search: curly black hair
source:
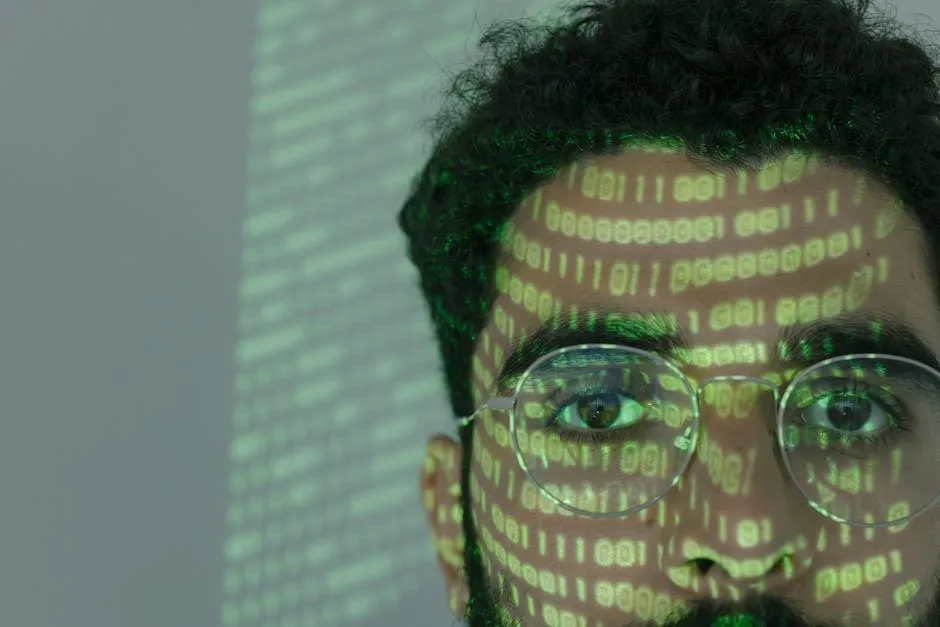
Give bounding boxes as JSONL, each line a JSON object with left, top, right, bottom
{"left": 396, "top": 0, "right": 940, "bottom": 437}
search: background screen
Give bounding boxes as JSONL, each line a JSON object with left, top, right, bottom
{"left": 0, "top": 1, "right": 935, "bottom": 627}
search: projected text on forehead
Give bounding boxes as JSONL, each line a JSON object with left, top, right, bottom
{"left": 461, "top": 150, "right": 940, "bottom": 627}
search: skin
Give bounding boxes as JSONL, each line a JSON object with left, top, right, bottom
{"left": 421, "top": 147, "right": 940, "bottom": 626}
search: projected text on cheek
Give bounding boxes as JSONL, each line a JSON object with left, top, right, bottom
{"left": 462, "top": 150, "right": 936, "bottom": 627}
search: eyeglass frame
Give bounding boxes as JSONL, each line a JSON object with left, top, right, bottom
{"left": 458, "top": 343, "right": 940, "bottom": 529}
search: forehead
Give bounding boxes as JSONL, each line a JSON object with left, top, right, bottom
{"left": 487, "top": 147, "right": 938, "bottom": 366}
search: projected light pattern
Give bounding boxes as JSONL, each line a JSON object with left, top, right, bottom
{"left": 220, "top": 1, "right": 484, "bottom": 626}
{"left": 428, "top": 148, "right": 940, "bottom": 627}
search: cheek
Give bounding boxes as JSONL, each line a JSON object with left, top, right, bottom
{"left": 466, "top": 438, "right": 578, "bottom": 606}
{"left": 466, "top": 429, "right": 686, "bottom": 625}
{"left": 466, "top": 420, "right": 655, "bottom": 577}
{"left": 467, "top": 422, "right": 562, "bottom": 566}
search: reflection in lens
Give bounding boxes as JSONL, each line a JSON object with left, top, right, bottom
{"left": 511, "top": 348, "right": 940, "bottom": 525}
{"left": 780, "top": 355, "right": 940, "bottom": 526}
{"left": 512, "top": 347, "right": 697, "bottom": 516}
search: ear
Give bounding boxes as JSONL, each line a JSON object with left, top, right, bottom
{"left": 420, "top": 433, "right": 469, "bottom": 618}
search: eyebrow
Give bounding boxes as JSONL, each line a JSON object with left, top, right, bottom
{"left": 494, "top": 307, "right": 940, "bottom": 388}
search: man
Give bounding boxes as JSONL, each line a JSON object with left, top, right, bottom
{"left": 396, "top": 0, "right": 940, "bottom": 624}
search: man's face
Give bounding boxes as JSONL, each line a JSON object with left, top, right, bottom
{"left": 421, "top": 148, "right": 940, "bottom": 626}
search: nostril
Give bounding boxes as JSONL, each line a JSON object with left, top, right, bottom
{"left": 768, "top": 554, "right": 792, "bottom": 576}
{"left": 691, "top": 558, "right": 714, "bottom": 575}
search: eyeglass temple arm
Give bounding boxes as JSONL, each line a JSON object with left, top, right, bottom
{"left": 457, "top": 396, "right": 513, "bottom": 427}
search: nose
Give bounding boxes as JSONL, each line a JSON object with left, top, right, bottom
{"left": 689, "top": 553, "right": 794, "bottom": 585}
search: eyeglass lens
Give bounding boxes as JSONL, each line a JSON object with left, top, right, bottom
{"left": 509, "top": 346, "right": 940, "bottom": 526}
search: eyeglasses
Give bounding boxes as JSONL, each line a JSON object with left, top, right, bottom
{"left": 458, "top": 344, "right": 940, "bottom": 528}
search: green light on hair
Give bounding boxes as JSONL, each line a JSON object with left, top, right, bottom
{"left": 712, "top": 616, "right": 765, "bottom": 627}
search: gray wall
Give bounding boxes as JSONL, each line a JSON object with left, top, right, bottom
{"left": 0, "top": 1, "right": 935, "bottom": 627}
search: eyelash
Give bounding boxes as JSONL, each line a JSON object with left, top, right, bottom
{"left": 541, "top": 380, "right": 918, "bottom": 451}
{"left": 792, "top": 378, "right": 916, "bottom": 453}
{"left": 544, "top": 382, "right": 651, "bottom": 446}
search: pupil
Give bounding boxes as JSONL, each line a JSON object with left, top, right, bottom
{"left": 827, "top": 393, "right": 871, "bottom": 431}
{"left": 577, "top": 393, "right": 620, "bottom": 428}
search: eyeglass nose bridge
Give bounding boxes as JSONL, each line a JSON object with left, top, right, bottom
{"left": 692, "top": 373, "right": 784, "bottom": 411}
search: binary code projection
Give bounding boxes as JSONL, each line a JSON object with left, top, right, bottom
{"left": 220, "top": 1, "right": 474, "bottom": 626}
{"left": 422, "top": 147, "right": 940, "bottom": 627}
